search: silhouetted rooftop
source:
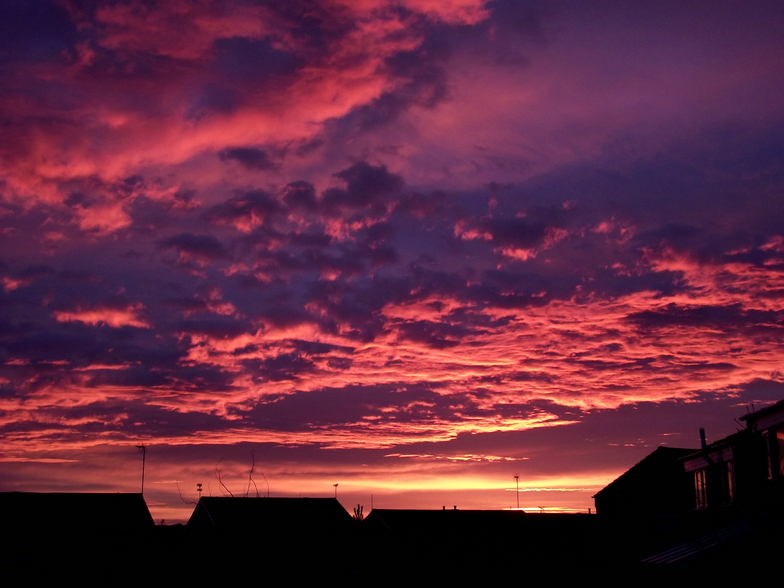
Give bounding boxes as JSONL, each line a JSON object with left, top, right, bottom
{"left": 184, "top": 496, "right": 352, "bottom": 543}
{"left": 593, "top": 446, "right": 696, "bottom": 518}
{"left": 0, "top": 491, "right": 154, "bottom": 539}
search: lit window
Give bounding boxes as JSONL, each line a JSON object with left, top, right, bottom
{"left": 764, "top": 431, "right": 773, "bottom": 480}
{"left": 721, "top": 461, "right": 734, "bottom": 506}
{"left": 694, "top": 469, "right": 707, "bottom": 509}
{"left": 777, "top": 428, "right": 784, "bottom": 477}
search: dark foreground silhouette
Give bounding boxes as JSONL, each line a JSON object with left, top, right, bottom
{"left": 2, "top": 493, "right": 780, "bottom": 582}
{"left": 4, "top": 401, "right": 783, "bottom": 581}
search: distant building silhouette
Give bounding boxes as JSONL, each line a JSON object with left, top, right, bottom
{"left": 362, "top": 508, "right": 601, "bottom": 580}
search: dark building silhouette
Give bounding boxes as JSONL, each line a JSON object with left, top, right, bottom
{"left": 682, "top": 400, "right": 784, "bottom": 517}
{"left": 594, "top": 400, "right": 784, "bottom": 573}
{"left": 739, "top": 399, "right": 784, "bottom": 512}
{"left": 0, "top": 492, "right": 155, "bottom": 577}
{"left": 682, "top": 429, "right": 751, "bottom": 514}
{"left": 593, "top": 446, "right": 696, "bottom": 519}
{"left": 362, "top": 508, "right": 603, "bottom": 580}
{"left": 595, "top": 401, "right": 784, "bottom": 522}
{"left": 5, "top": 403, "right": 782, "bottom": 580}
{"left": 1, "top": 491, "right": 154, "bottom": 541}
{"left": 182, "top": 496, "right": 355, "bottom": 579}
{"left": 184, "top": 496, "right": 352, "bottom": 542}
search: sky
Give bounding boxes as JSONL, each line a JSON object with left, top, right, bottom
{"left": 1, "top": 0, "right": 783, "bottom": 523}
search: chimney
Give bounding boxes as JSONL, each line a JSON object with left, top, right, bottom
{"left": 700, "top": 427, "right": 707, "bottom": 450}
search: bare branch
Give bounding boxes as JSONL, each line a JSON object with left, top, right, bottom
{"left": 176, "top": 481, "right": 197, "bottom": 505}
{"left": 261, "top": 470, "right": 269, "bottom": 497}
{"left": 215, "top": 459, "right": 234, "bottom": 497}
{"left": 246, "top": 452, "right": 256, "bottom": 497}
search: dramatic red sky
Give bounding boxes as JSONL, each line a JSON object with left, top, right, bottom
{"left": 1, "top": 0, "right": 783, "bottom": 522}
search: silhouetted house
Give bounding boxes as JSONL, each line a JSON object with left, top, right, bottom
{"left": 0, "top": 492, "right": 154, "bottom": 568}
{"left": 682, "top": 401, "right": 784, "bottom": 516}
{"left": 363, "top": 508, "right": 600, "bottom": 579}
{"left": 682, "top": 430, "right": 752, "bottom": 514}
{"left": 643, "top": 404, "right": 784, "bottom": 571}
{"left": 1, "top": 491, "right": 154, "bottom": 540}
{"left": 593, "top": 401, "right": 784, "bottom": 571}
{"left": 183, "top": 496, "right": 354, "bottom": 574}
{"left": 740, "top": 398, "right": 784, "bottom": 512}
{"left": 593, "top": 446, "right": 696, "bottom": 520}
{"left": 364, "top": 507, "right": 531, "bottom": 549}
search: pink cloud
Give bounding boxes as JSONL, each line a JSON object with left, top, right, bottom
{"left": 54, "top": 303, "right": 150, "bottom": 328}
{"left": 1, "top": 1, "right": 782, "bottom": 519}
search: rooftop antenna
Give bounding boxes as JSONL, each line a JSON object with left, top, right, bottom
{"left": 136, "top": 443, "right": 147, "bottom": 495}
{"left": 333, "top": 483, "right": 338, "bottom": 498}
{"left": 514, "top": 473, "right": 520, "bottom": 510}
{"left": 197, "top": 483, "right": 203, "bottom": 500}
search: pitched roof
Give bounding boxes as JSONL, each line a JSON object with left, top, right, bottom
{"left": 680, "top": 428, "right": 750, "bottom": 466}
{"left": 593, "top": 446, "right": 696, "bottom": 500}
{"left": 184, "top": 496, "right": 352, "bottom": 541}
{"left": 0, "top": 492, "right": 154, "bottom": 539}
{"left": 739, "top": 398, "right": 784, "bottom": 430}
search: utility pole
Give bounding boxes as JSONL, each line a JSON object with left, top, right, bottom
{"left": 514, "top": 473, "right": 520, "bottom": 510}
{"left": 136, "top": 443, "right": 147, "bottom": 495}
